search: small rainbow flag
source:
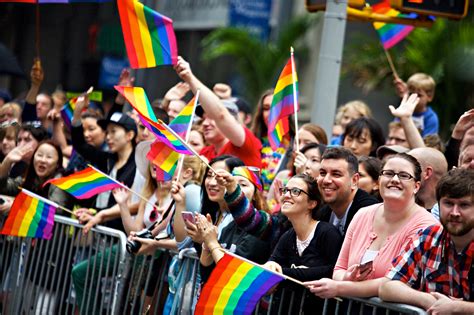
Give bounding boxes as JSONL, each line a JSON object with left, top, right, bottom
{"left": 117, "top": 0, "right": 178, "bottom": 69}
{"left": 146, "top": 95, "right": 197, "bottom": 179}
{"left": 195, "top": 252, "right": 285, "bottom": 315}
{"left": 169, "top": 95, "right": 196, "bottom": 137}
{"left": 114, "top": 86, "right": 193, "bottom": 155}
{"left": 373, "top": 0, "right": 416, "bottom": 50}
{"left": 147, "top": 141, "right": 179, "bottom": 175}
{"left": 44, "top": 166, "right": 123, "bottom": 199}
{"left": 267, "top": 55, "right": 298, "bottom": 150}
{"left": 0, "top": 0, "right": 111, "bottom": 3}
{"left": 114, "top": 86, "right": 157, "bottom": 122}
{"left": 60, "top": 97, "right": 77, "bottom": 130}
{"left": 232, "top": 166, "right": 263, "bottom": 192}
{"left": 0, "top": 189, "right": 57, "bottom": 240}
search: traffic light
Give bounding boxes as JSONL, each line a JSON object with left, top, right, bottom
{"left": 390, "top": 0, "right": 469, "bottom": 19}
{"left": 306, "top": 0, "right": 366, "bottom": 12}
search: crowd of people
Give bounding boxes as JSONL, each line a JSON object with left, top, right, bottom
{"left": 0, "top": 55, "right": 473, "bottom": 314}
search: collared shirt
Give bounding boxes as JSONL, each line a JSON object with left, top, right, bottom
{"left": 330, "top": 201, "right": 352, "bottom": 235}
{"left": 387, "top": 224, "right": 474, "bottom": 301}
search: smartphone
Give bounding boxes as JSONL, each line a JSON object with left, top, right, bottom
{"left": 181, "top": 211, "right": 196, "bottom": 225}
{"left": 359, "top": 260, "right": 374, "bottom": 270}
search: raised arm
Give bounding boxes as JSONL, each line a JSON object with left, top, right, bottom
{"left": 174, "top": 56, "right": 245, "bottom": 146}
{"left": 25, "top": 58, "right": 43, "bottom": 105}
{"left": 389, "top": 93, "right": 425, "bottom": 148}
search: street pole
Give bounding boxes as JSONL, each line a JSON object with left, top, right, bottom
{"left": 310, "top": 0, "right": 348, "bottom": 137}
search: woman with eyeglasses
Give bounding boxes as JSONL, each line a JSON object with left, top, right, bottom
{"left": 306, "top": 153, "right": 438, "bottom": 301}
{"left": 261, "top": 174, "right": 342, "bottom": 312}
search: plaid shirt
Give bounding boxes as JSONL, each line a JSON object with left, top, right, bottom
{"left": 387, "top": 224, "right": 474, "bottom": 301}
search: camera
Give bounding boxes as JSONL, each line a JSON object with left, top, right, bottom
{"left": 126, "top": 228, "right": 153, "bottom": 254}
{"left": 0, "top": 198, "right": 4, "bottom": 205}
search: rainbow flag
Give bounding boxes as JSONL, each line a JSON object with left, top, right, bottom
{"left": 169, "top": 95, "right": 196, "bottom": 137}
{"left": 147, "top": 141, "right": 179, "bottom": 174}
{"left": 114, "top": 86, "right": 157, "bottom": 122}
{"left": 145, "top": 95, "right": 196, "bottom": 179}
{"left": 117, "top": 0, "right": 178, "bottom": 69}
{"left": 114, "top": 86, "right": 193, "bottom": 155}
{"left": 267, "top": 56, "right": 298, "bottom": 150}
{"left": 60, "top": 97, "right": 77, "bottom": 130}
{"left": 195, "top": 252, "right": 285, "bottom": 315}
{"left": 373, "top": 0, "right": 416, "bottom": 49}
{"left": 0, "top": 189, "right": 57, "bottom": 240}
{"left": 44, "top": 166, "right": 123, "bottom": 199}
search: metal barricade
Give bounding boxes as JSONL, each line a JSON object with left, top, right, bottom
{"left": 0, "top": 214, "right": 428, "bottom": 315}
{"left": 0, "top": 214, "right": 128, "bottom": 315}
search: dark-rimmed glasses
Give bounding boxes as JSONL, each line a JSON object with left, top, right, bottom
{"left": 380, "top": 170, "right": 415, "bottom": 181}
{"left": 279, "top": 187, "right": 309, "bottom": 197}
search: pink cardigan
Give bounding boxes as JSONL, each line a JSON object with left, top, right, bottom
{"left": 334, "top": 203, "right": 438, "bottom": 279}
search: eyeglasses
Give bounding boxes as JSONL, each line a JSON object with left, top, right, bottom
{"left": 380, "top": 170, "right": 415, "bottom": 181}
{"left": 0, "top": 119, "right": 19, "bottom": 129}
{"left": 22, "top": 121, "right": 42, "bottom": 128}
{"left": 279, "top": 187, "right": 309, "bottom": 198}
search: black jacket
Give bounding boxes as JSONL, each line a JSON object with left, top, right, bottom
{"left": 71, "top": 124, "right": 137, "bottom": 231}
{"left": 316, "top": 189, "right": 378, "bottom": 235}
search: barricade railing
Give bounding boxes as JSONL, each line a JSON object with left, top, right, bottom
{"left": 0, "top": 214, "right": 128, "bottom": 315}
{"left": 1, "top": 214, "right": 427, "bottom": 315}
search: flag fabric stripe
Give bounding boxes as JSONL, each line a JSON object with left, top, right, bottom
{"left": 115, "top": 86, "right": 157, "bottom": 122}
{"left": 0, "top": 189, "right": 57, "bottom": 240}
{"left": 147, "top": 142, "right": 179, "bottom": 174}
{"left": 45, "top": 167, "right": 122, "bottom": 199}
{"left": 60, "top": 97, "right": 77, "bottom": 130}
{"left": 117, "top": 0, "right": 177, "bottom": 69}
{"left": 195, "top": 253, "right": 285, "bottom": 315}
{"left": 373, "top": 1, "right": 416, "bottom": 50}
{"left": 267, "top": 56, "right": 298, "bottom": 150}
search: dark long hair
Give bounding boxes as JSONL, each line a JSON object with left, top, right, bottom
{"left": 200, "top": 155, "right": 244, "bottom": 222}
{"left": 23, "top": 140, "right": 64, "bottom": 197}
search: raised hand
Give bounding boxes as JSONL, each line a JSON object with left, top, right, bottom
{"left": 393, "top": 76, "right": 408, "bottom": 98}
{"left": 115, "top": 69, "right": 135, "bottom": 104}
{"left": 389, "top": 93, "right": 420, "bottom": 119}
{"left": 174, "top": 56, "right": 193, "bottom": 83}
{"left": 6, "top": 142, "right": 35, "bottom": 163}
{"left": 213, "top": 83, "right": 232, "bottom": 99}
{"left": 112, "top": 187, "right": 130, "bottom": 205}
{"left": 164, "top": 82, "right": 190, "bottom": 101}
{"left": 215, "top": 169, "right": 237, "bottom": 193}
{"left": 451, "top": 108, "right": 474, "bottom": 140}
{"left": 30, "top": 58, "right": 44, "bottom": 87}
{"left": 170, "top": 180, "right": 186, "bottom": 204}
{"left": 294, "top": 151, "right": 308, "bottom": 175}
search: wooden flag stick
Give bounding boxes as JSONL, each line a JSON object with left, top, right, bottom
{"left": 35, "top": 3, "right": 40, "bottom": 59}
{"left": 290, "top": 47, "right": 300, "bottom": 152}
{"left": 87, "top": 164, "right": 157, "bottom": 210}
{"left": 383, "top": 48, "right": 400, "bottom": 79}
{"left": 175, "top": 89, "right": 200, "bottom": 182}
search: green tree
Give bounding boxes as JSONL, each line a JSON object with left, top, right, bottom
{"left": 343, "top": 17, "right": 474, "bottom": 137}
{"left": 200, "top": 14, "right": 319, "bottom": 106}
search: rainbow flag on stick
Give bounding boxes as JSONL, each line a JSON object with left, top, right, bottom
{"left": 44, "top": 166, "right": 123, "bottom": 199}
{"left": 60, "top": 97, "right": 77, "bottom": 130}
{"left": 0, "top": 189, "right": 57, "bottom": 240}
{"left": 372, "top": 0, "right": 416, "bottom": 50}
{"left": 267, "top": 50, "right": 299, "bottom": 150}
{"left": 147, "top": 141, "right": 179, "bottom": 175}
{"left": 195, "top": 252, "right": 285, "bottom": 315}
{"left": 117, "top": 0, "right": 178, "bottom": 69}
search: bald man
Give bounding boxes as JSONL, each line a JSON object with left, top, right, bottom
{"left": 409, "top": 147, "right": 448, "bottom": 217}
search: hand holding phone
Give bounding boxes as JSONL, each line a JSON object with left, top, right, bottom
{"left": 181, "top": 211, "right": 196, "bottom": 226}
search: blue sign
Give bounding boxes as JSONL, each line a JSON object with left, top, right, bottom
{"left": 229, "top": 0, "right": 273, "bottom": 41}
{"left": 98, "top": 56, "right": 129, "bottom": 90}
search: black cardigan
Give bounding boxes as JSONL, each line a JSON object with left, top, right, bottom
{"left": 269, "top": 221, "right": 342, "bottom": 281}
{"left": 71, "top": 124, "right": 137, "bottom": 231}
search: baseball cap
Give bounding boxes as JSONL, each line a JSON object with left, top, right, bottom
{"left": 376, "top": 145, "right": 409, "bottom": 160}
{"left": 195, "top": 99, "right": 239, "bottom": 118}
{"left": 98, "top": 112, "right": 137, "bottom": 134}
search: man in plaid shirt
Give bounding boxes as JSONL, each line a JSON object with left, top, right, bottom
{"left": 379, "top": 168, "right": 474, "bottom": 314}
